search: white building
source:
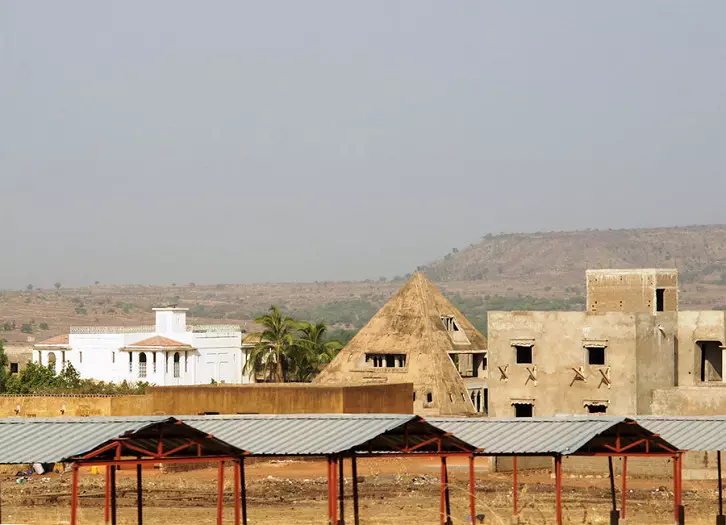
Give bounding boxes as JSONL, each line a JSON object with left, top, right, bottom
{"left": 32, "top": 308, "right": 252, "bottom": 385}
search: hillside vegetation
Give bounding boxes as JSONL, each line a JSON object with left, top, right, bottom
{"left": 422, "top": 224, "right": 726, "bottom": 289}
{"left": 2, "top": 225, "right": 726, "bottom": 344}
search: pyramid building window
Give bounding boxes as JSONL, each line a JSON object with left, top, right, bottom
{"left": 366, "top": 353, "right": 406, "bottom": 368}
{"left": 441, "top": 315, "right": 471, "bottom": 345}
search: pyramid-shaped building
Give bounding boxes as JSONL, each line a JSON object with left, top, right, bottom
{"left": 314, "top": 272, "right": 487, "bottom": 416}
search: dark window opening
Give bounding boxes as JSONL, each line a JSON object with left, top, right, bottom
{"left": 426, "top": 392, "right": 433, "bottom": 403}
{"left": 586, "top": 347, "right": 606, "bottom": 366}
{"left": 656, "top": 289, "right": 665, "bottom": 312}
{"left": 198, "top": 411, "right": 220, "bottom": 415}
{"left": 699, "top": 341, "right": 723, "bottom": 382}
{"left": 9, "top": 363, "right": 18, "bottom": 374}
{"left": 413, "top": 392, "right": 416, "bottom": 401}
{"left": 587, "top": 404, "right": 607, "bottom": 414}
{"left": 515, "top": 346, "right": 533, "bottom": 364}
{"left": 514, "top": 404, "right": 533, "bottom": 418}
{"left": 366, "top": 353, "right": 406, "bottom": 368}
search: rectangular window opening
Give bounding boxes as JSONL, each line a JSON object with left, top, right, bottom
{"left": 365, "top": 353, "right": 406, "bottom": 368}
{"left": 586, "top": 347, "right": 606, "bottom": 366}
{"left": 514, "top": 403, "right": 533, "bottom": 418}
{"left": 9, "top": 363, "right": 18, "bottom": 374}
{"left": 656, "top": 288, "right": 665, "bottom": 312}
{"left": 587, "top": 404, "right": 607, "bottom": 415}
{"left": 515, "top": 345, "right": 533, "bottom": 364}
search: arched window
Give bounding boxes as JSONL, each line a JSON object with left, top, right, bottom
{"left": 47, "top": 352, "right": 57, "bottom": 373}
{"left": 173, "top": 352, "right": 180, "bottom": 378}
{"left": 139, "top": 353, "right": 147, "bottom": 378}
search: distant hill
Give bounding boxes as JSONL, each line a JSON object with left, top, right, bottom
{"left": 3, "top": 225, "right": 726, "bottom": 346}
{"left": 420, "top": 225, "right": 726, "bottom": 289}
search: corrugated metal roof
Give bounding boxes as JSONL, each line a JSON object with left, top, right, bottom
{"left": 430, "top": 416, "right": 630, "bottom": 456}
{"left": 636, "top": 416, "right": 726, "bottom": 452}
{"left": 182, "top": 414, "right": 421, "bottom": 455}
{"left": 0, "top": 416, "right": 169, "bottom": 464}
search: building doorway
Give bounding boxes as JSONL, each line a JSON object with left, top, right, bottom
{"left": 698, "top": 341, "right": 723, "bottom": 382}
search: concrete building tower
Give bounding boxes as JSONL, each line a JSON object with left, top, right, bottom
{"left": 586, "top": 269, "right": 679, "bottom": 314}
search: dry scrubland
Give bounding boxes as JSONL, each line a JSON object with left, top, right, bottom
{"left": 3, "top": 226, "right": 726, "bottom": 344}
{"left": 1, "top": 457, "right": 721, "bottom": 524}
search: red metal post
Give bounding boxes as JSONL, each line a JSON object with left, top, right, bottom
{"left": 621, "top": 456, "right": 628, "bottom": 520}
{"left": 234, "top": 460, "right": 241, "bottom": 525}
{"left": 440, "top": 457, "right": 446, "bottom": 525}
{"left": 241, "top": 456, "right": 248, "bottom": 525}
{"left": 105, "top": 465, "right": 111, "bottom": 525}
{"left": 673, "top": 454, "right": 683, "bottom": 524}
{"left": 677, "top": 454, "right": 684, "bottom": 524}
{"left": 555, "top": 456, "right": 563, "bottom": 525}
{"left": 513, "top": 456, "right": 519, "bottom": 517}
{"left": 136, "top": 463, "right": 143, "bottom": 525}
{"left": 327, "top": 457, "right": 335, "bottom": 525}
{"left": 468, "top": 455, "right": 476, "bottom": 524}
{"left": 332, "top": 457, "right": 338, "bottom": 525}
{"left": 71, "top": 465, "right": 79, "bottom": 525}
{"left": 217, "top": 461, "right": 225, "bottom": 525}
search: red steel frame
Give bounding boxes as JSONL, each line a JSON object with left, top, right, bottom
{"left": 68, "top": 434, "right": 243, "bottom": 525}
{"left": 621, "top": 456, "right": 628, "bottom": 520}
{"left": 513, "top": 456, "right": 519, "bottom": 517}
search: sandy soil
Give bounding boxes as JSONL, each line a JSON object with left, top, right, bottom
{"left": 1, "top": 457, "right": 719, "bottom": 524}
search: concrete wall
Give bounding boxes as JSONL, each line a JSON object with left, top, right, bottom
{"left": 0, "top": 395, "right": 153, "bottom": 417}
{"left": 586, "top": 269, "right": 678, "bottom": 314}
{"left": 634, "top": 312, "right": 678, "bottom": 414}
{"left": 675, "top": 311, "right": 726, "bottom": 387}
{"left": 3, "top": 343, "right": 32, "bottom": 374}
{"left": 651, "top": 385, "right": 726, "bottom": 415}
{"left": 0, "top": 383, "right": 413, "bottom": 418}
{"left": 487, "top": 311, "right": 641, "bottom": 417}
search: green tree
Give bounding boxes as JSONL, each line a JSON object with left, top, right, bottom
{"left": 5, "top": 362, "right": 59, "bottom": 394}
{"left": 291, "top": 322, "right": 342, "bottom": 381}
{"left": 0, "top": 340, "right": 9, "bottom": 393}
{"left": 244, "top": 306, "right": 298, "bottom": 382}
{"left": 58, "top": 362, "right": 81, "bottom": 390}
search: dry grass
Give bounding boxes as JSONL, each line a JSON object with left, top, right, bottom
{"left": 2, "top": 458, "right": 721, "bottom": 524}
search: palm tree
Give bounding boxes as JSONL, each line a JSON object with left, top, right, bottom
{"left": 292, "top": 322, "right": 343, "bottom": 382}
{"left": 243, "top": 306, "right": 298, "bottom": 382}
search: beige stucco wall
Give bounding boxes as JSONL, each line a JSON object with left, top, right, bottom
{"left": 675, "top": 310, "right": 726, "bottom": 387}
{"left": 651, "top": 385, "right": 726, "bottom": 415}
{"left": 0, "top": 383, "right": 413, "bottom": 419}
{"left": 634, "top": 312, "right": 678, "bottom": 414}
{"left": 488, "top": 311, "right": 646, "bottom": 417}
{"left": 586, "top": 269, "right": 678, "bottom": 314}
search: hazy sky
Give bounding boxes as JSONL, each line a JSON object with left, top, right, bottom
{"left": 1, "top": 2, "right": 725, "bottom": 289}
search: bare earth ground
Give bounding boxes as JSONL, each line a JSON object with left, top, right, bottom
{"left": 2, "top": 457, "right": 720, "bottom": 524}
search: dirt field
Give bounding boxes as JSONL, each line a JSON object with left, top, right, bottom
{"left": 1, "top": 457, "right": 720, "bottom": 524}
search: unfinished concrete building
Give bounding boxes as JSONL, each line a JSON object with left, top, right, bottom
{"left": 314, "top": 272, "right": 488, "bottom": 416}
{"left": 487, "top": 268, "right": 726, "bottom": 418}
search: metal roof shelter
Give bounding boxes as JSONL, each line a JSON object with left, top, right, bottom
{"left": 182, "top": 414, "right": 479, "bottom": 525}
{"left": 637, "top": 416, "right": 726, "bottom": 524}
{"left": 0, "top": 414, "right": 479, "bottom": 525}
{"left": 0, "top": 417, "right": 247, "bottom": 525}
{"left": 181, "top": 413, "right": 477, "bottom": 455}
{"left": 0, "top": 416, "right": 170, "bottom": 464}
{"left": 432, "top": 416, "right": 683, "bottom": 525}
